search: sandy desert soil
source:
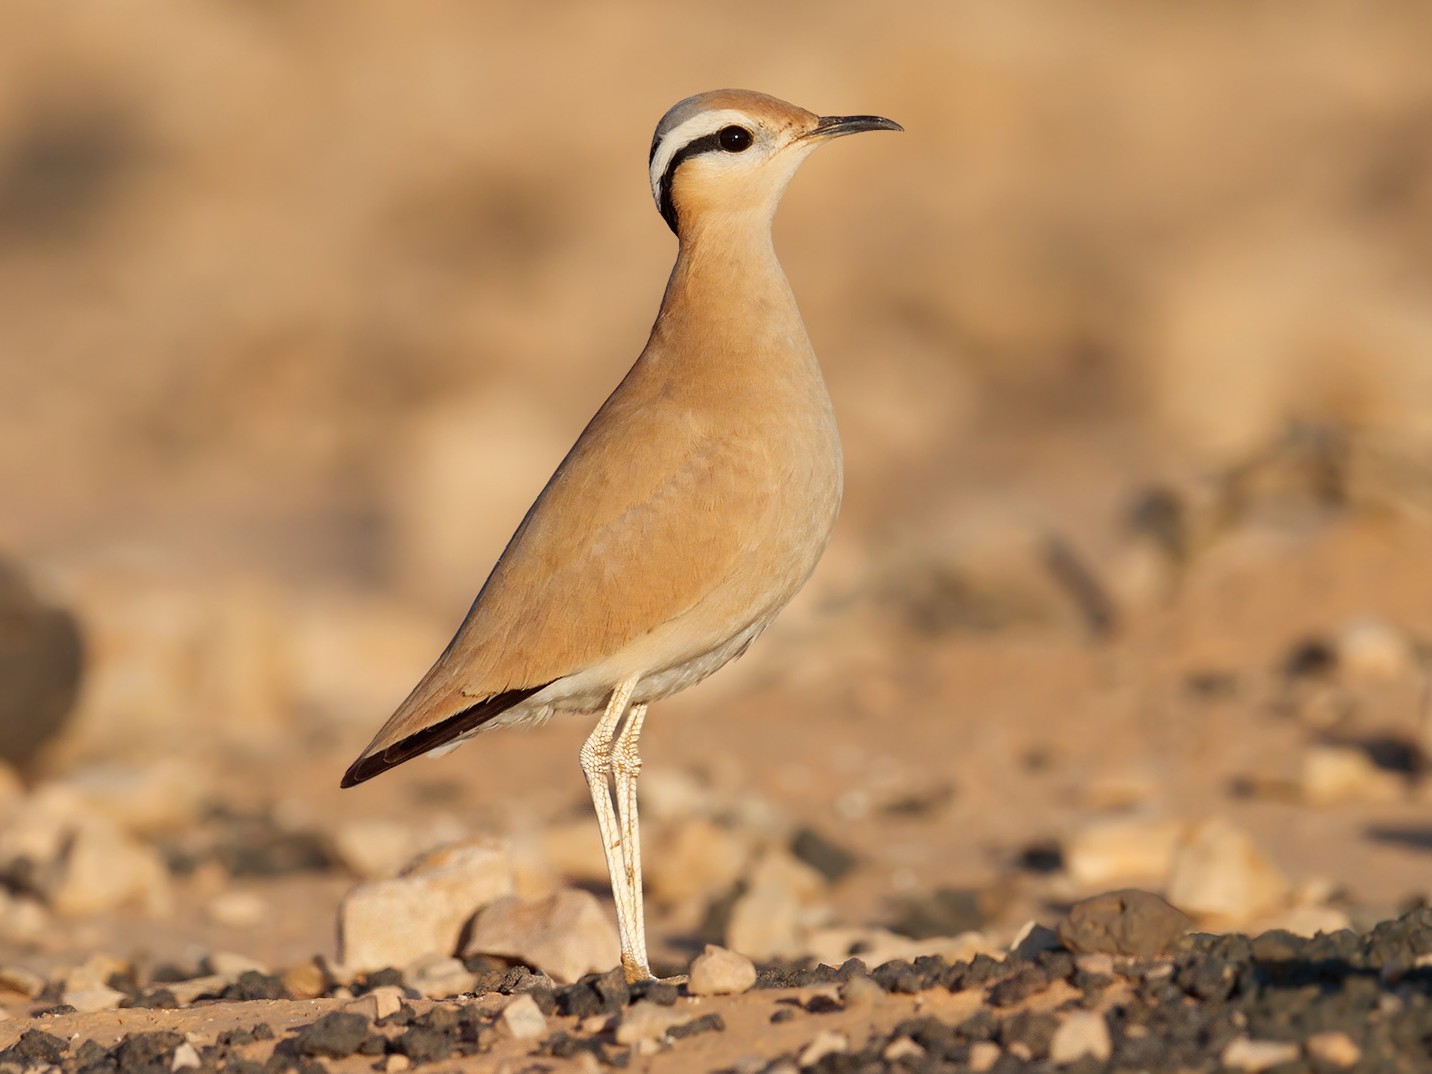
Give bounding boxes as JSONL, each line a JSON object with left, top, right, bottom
{"left": 3, "top": 3, "right": 1432, "bottom": 1071}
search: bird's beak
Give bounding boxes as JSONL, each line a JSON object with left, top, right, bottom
{"left": 803, "top": 114, "right": 904, "bottom": 141}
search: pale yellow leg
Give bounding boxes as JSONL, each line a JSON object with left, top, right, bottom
{"left": 611, "top": 702, "right": 649, "bottom": 980}
{"left": 578, "top": 676, "right": 652, "bottom": 982}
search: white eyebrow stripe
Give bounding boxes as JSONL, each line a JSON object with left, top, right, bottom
{"left": 648, "top": 109, "right": 756, "bottom": 207}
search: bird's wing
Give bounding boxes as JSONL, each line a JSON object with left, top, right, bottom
{"left": 342, "top": 392, "right": 783, "bottom": 784}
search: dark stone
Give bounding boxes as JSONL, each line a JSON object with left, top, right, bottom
{"left": 789, "top": 826, "right": 859, "bottom": 883}
{"left": 1057, "top": 888, "right": 1192, "bottom": 957}
{"left": 1000, "top": 1011, "right": 1059, "bottom": 1059}
{"left": 378, "top": 1002, "right": 416, "bottom": 1026}
{"left": 113, "top": 1031, "right": 186, "bottom": 1074}
{"left": 986, "top": 965, "right": 1050, "bottom": 1007}
{"left": 292, "top": 1011, "right": 371, "bottom": 1058}
{"left": 872, "top": 960, "right": 923, "bottom": 994}
{"left": 1284, "top": 637, "right": 1336, "bottom": 678}
{"left": 222, "top": 970, "right": 289, "bottom": 1001}
{"left": 805, "top": 993, "right": 842, "bottom": 1014}
{"left": 393, "top": 1027, "right": 453, "bottom": 1063}
{"left": 123, "top": 987, "right": 178, "bottom": 1009}
{"left": 361, "top": 967, "right": 406, "bottom": 991}
{"left": 892, "top": 887, "right": 988, "bottom": 939}
{"left": 629, "top": 979, "right": 678, "bottom": 1006}
{"left": 666, "top": 1012, "right": 725, "bottom": 1039}
{"left": 5, "top": 1028, "right": 69, "bottom": 1064}
{"left": 252, "top": 1023, "right": 277, "bottom": 1041}
{"left": 0, "top": 559, "right": 83, "bottom": 771}
{"left": 770, "top": 1007, "right": 796, "bottom": 1023}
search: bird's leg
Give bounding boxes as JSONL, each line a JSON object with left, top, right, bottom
{"left": 578, "top": 676, "right": 645, "bottom": 980}
{"left": 611, "top": 702, "right": 649, "bottom": 981}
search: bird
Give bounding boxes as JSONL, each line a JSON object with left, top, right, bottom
{"left": 342, "top": 89, "right": 901, "bottom": 983}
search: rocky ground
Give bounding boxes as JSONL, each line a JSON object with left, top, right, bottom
{"left": 5, "top": 2, "right": 1432, "bottom": 1071}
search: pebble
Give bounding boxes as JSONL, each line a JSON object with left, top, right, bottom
{"left": 797, "top": 1030, "right": 848, "bottom": 1068}
{"left": 725, "top": 848, "right": 828, "bottom": 962}
{"left": 346, "top": 984, "right": 408, "bottom": 1022}
{"left": 202, "top": 951, "right": 268, "bottom": 977}
{"left": 0, "top": 965, "right": 44, "bottom": 998}
{"left": 1300, "top": 744, "right": 1403, "bottom": 805}
{"left": 338, "top": 838, "right": 514, "bottom": 971}
{"left": 382, "top": 1056, "right": 411, "bottom": 1073}
{"left": 840, "top": 974, "right": 885, "bottom": 1008}
{"left": 60, "top": 986, "right": 126, "bottom": 1012}
{"left": 1057, "top": 888, "right": 1192, "bottom": 956}
{"left": 615, "top": 1000, "right": 692, "bottom": 1046}
{"left": 40, "top": 816, "right": 173, "bottom": 917}
{"left": 281, "top": 958, "right": 329, "bottom": 1001}
{"left": 882, "top": 1037, "right": 925, "bottom": 1061}
{"left": 170, "top": 1042, "right": 202, "bottom": 1071}
{"left": 968, "top": 1041, "right": 1002, "bottom": 1072}
{"left": 1048, "top": 1011, "right": 1112, "bottom": 1064}
{"left": 205, "top": 891, "right": 269, "bottom": 927}
{"left": 498, "top": 993, "right": 548, "bottom": 1041}
{"left": 465, "top": 889, "right": 619, "bottom": 983}
{"left": 1336, "top": 617, "right": 1414, "bottom": 681}
{"left": 1063, "top": 816, "right": 1188, "bottom": 885}
{"left": 1221, "top": 1037, "right": 1300, "bottom": 1071}
{"left": 1166, "top": 819, "right": 1290, "bottom": 923}
{"left": 1304, "top": 1030, "right": 1361, "bottom": 1068}
{"left": 62, "top": 952, "right": 129, "bottom": 993}
{"left": 688, "top": 944, "right": 756, "bottom": 996}
{"left": 402, "top": 954, "right": 475, "bottom": 999}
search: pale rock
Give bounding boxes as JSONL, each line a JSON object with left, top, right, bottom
{"left": 1049, "top": 1011, "right": 1112, "bottom": 1064}
{"left": 206, "top": 891, "right": 268, "bottom": 928}
{"left": 282, "top": 959, "right": 329, "bottom": 1001}
{"left": 498, "top": 992, "right": 548, "bottom": 1041}
{"left": 615, "top": 1000, "right": 692, "bottom": 1045}
{"left": 62, "top": 986, "right": 126, "bottom": 1012}
{"left": 403, "top": 954, "right": 474, "bottom": 998}
{"left": 1304, "top": 1030, "right": 1360, "bottom": 1068}
{"left": 202, "top": 951, "right": 268, "bottom": 977}
{"left": 0, "top": 965, "right": 45, "bottom": 997}
{"left": 1336, "top": 618, "right": 1414, "bottom": 681}
{"left": 841, "top": 974, "right": 885, "bottom": 1008}
{"left": 465, "top": 889, "right": 619, "bottom": 983}
{"left": 1166, "top": 819, "right": 1290, "bottom": 924}
{"left": 798, "top": 1031, "right": 849, "bottom": 1068}
{"left": 41, "top": 816, "right": 172, "bottom": 917}
{"left": 382, "top": 1055, "right": 411, "bottom": 1073}
{"left": 1221, "top": 1037, "right": 1300, "bottom": 1071}
{"left": 968, "top": 1041, "right": 1002, "bottom": 1073}
{"left": 58, "top": 761, "right": 210, "bottom": 835}
{"left": 1064, "top": 817, "right": 1188, "bottom": 885}
{"left": 688, "top": 944, "right": 756, "bottom": 996}
{"left": 331, "top": 817, "right": 466, "bottom": 881}
{"left": 1075, "top": 952, "right": 1115, "bottom": 977}
{"left": 1300, "top": 745, "right": 1403, "bottom": 805}
{"left": 646, "top": 820, "right": 750, "bottom": 904}
{"left": 62, "top": 952, "right": 129, "bottom": 992}
{"left": 170, "top": 1042, "right": 202, "bottom": 1071}
{"left": 346, "top": 984, "right": 408, "bottom": 1022}
{"left": 747, "top": 846, "right": 828, "bottom": 901}
{"left": 1009, "top": 921, "right": 1063, "bottom": 959}
{"left": 163, "top": 975, "right": 232, "bottom": 1005}
{"left": 882, "top": 1038, "right": 925, "bottom": 1061}
{"left": 726, "top": 879, "right": 801, "bottom": 962}
{"left": 338, "top": 838, "right": 514, "bottom": 971}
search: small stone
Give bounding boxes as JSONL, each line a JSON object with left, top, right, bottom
{"left": 1300, "top": 745, "right": 1403, "bottom": 805}
{"left": 403, "top": 954, "right": 474, "bottom": 999}
{"left": 338, "top": 838, "right": 514, "bottom": 971}
{"left": 615, "top": 1000, "right": 692, "bottom": 1045}
{"left": 202, "top": 951, "right": 268, "bottom": 977}
{"left": 464, "top": 889, "right": 619, "bottom": 983}
{"left": 1221, "top": 1037, "right": 1300, "bottom": 1071}
{"left": 293, "top": 1011, "right": 371, "bottom": 1059}
{"left": 1063, "top": 817, "right": 1187, "bottom": 885}
{"left": 1305, "top": 1030, "right": 1360, "bottom": 1068}
{"left": 1336, "top": 618, "right": 1413, "bottom": 681}
{"left": 382, "top": 1056, "right": 411, "bottom": 1073}
{"left": 798, "top": 1030, "right": 848, "bottom": 1068}
{"left": 1009, "top": 921, "right": 1063, "bottom": 959}
{"left": 498, "top": 993, "right": 548, "bottom": 1041}
{"left": 688, "top": 945, "right": 756, "bottom": 996}
{"left": 170, "top": 1042, "right": 202, "bottom": 1071}
{"left": 62, "top": 952, "right": 129, "bottom": 993}
{"left": 206, "top": 891, "right": 268, "bottom": 927}
{"left": 1057, "top": 889, "right": 1192, "bottom": 956}
{"left": 41, "top": 817, "right": 172, "bottom": 916}
{"left": 0, "top": 966, "right": 45, "bottom": 997}
{"left": 725, "top": 847, "right": 827, "bottom": 962}
{"left": 968, "top": 1041, "right": 1001, "bottom": 1072}
{"left": 61, "top": 986, "right": 126, "bottom": 1012}
{"left": 346, "top": 984, "right": 407, "bottom": 1022}
{"left": 840, "top": 974, "right": 884, "bottom": 1008}
{"left": 882, "top": 1037, "right": 925, "bottom": 1061}
{"left": 789, "top": 827, "right": 858, "bottom": 883}
{"left": 1048, "top": 1011, "right": 1112, "bottom": 1064}
{"left": 281, "top": 959, "right": 329, "bottom": 1001}
{"left": 1166, "top": 819, "right": 1290, "bottom": 924}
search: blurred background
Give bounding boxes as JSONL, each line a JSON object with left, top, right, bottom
{"left": 3, "top": 0, "right": 1432, "bottom": 976}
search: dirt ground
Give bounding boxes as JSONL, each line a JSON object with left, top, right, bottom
{"left": 3, "top": 3, "right": 1432, "bottom": 1071}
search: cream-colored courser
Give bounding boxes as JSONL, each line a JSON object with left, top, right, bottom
{"left": 343, "top": 89, "right": 900, "bottom": 982}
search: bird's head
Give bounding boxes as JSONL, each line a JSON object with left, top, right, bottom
{"left": 649, "top": 89, "right": 902, "bottom": 238}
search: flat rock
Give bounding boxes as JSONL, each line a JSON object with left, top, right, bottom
{"left": 498, "top": 993, "right": 548, "bottom": 1041}
{"left": 688, "top": 944, "right": 756, "bottom": 996}
{"left": 61, "top": 986, "right": 126, "bottom": 1012}
{"left": 615, "top": 999, "right": 692, "bottom": 1045}
{"left": 1221, "top": 1037, "right": 1300, "bottom": 1071}
{"left": 402, "top": 953, "right": 474, "bottom": 998}
{"left": 1305, "top": 1030, "right": 1360, "bottom": 1068}
{"left": 1167, "top": 820, "right": 1290, "bottom": 924}
{"left": 338, "top": 838, "right": 514, "bottom": 971}
{"left": 1048, "top": 1011, "right": 1112, "bottom": 1063}
{"left": 1057, "top": 889, "right": 1192, "bottom": 956}
{"left": 1063, "top": 817, "right": 1188, "bottom": 885}
{"left": 464, "top": 888, "right": 618, "bottom": 983}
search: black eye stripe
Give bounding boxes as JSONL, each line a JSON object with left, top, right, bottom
{"left": 656, "top": 130, "right": 727, "bottom": 233}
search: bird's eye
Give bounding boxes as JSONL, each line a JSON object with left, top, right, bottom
{"left": 718, "top": 125, "right": 753, "bottom": 152}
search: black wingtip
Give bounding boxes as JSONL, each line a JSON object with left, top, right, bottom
{"left": 338, "top": 682, "right": 550, "bottom": 790}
